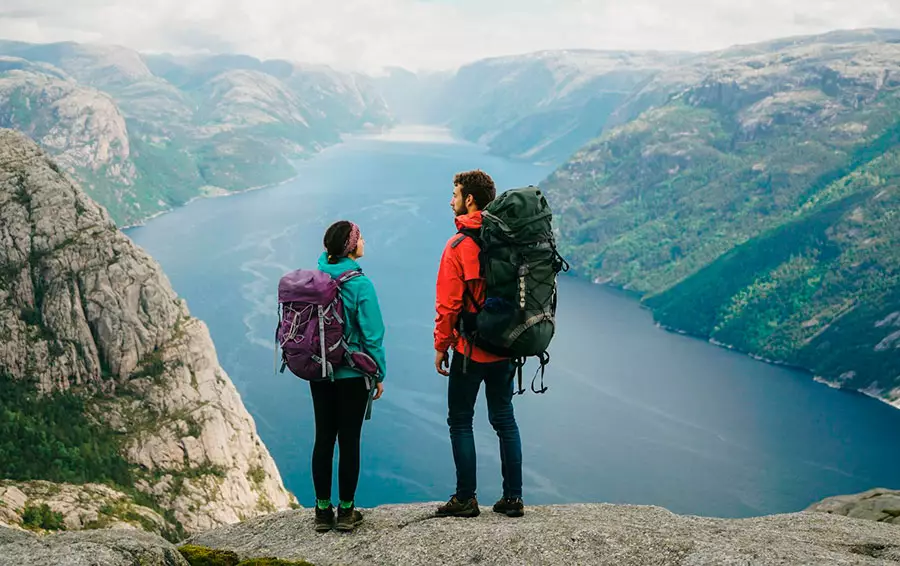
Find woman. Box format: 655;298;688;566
311;220;386;533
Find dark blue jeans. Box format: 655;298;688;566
447;352;523;500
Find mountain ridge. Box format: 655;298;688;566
0;40;393;226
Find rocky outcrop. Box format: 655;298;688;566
0;60;134;179
0;527;187;566
187;503;900;565
198;70;311;133
0;129;295;532
1;498;897;565
808;488;900;525
0;480;173;535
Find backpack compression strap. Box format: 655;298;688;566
531;351;550;394
509;352;550;396
511;358;526;395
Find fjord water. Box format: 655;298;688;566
125;127;900;517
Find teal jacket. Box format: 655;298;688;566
317;252;387;382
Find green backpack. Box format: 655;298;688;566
455;185;569;394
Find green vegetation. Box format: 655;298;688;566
194;136;296;191
179;546;241;566
178;546;315;566
131;348;168;382
21;503;65;531
238;560;316;566
128;487;188;543
0;374;197;541
0;374;132;486
545;61;900;398
646;176;900;394
247;465;266;487
83;500;159;533
128;125;204;208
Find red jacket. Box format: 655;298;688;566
434;211;506;363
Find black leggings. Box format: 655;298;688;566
310;377;369;502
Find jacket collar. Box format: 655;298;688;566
317;251;361;273
454;210;483;231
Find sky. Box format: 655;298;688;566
0;0;897;72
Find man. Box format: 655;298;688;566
433;169;525;518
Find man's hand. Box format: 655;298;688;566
373;382;384;400
435;350;450;376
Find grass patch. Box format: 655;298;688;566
178;545;315;566
131;349;167;382
247;465;266;487
83;501;159;533
21;503;65;531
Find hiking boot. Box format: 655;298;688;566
314;505;335;532
335;505;364;532
436;495;480;518
492;497;525;518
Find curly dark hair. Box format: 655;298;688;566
454;169;496;210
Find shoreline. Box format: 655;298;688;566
119;173;302;231
583;277;900;411
118;123;443;232
631;289;900;411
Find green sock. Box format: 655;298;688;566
316;499;331;510
339;500;354;509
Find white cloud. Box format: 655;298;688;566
0;0;897;72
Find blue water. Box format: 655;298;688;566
125;126;900;517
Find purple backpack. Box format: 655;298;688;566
275;268;379;381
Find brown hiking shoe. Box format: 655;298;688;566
492;497;525;518
436;495;480;518
335;505;363;532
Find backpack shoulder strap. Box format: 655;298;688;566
451;234;467;249
452;227;482;249
450;229;484;313
335;269;364;286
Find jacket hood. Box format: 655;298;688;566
454;210;483;231
317;252;361;277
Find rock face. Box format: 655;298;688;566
198;70;312;131
188;503;900;566
0;58;135;185
0;129;295;533
0;527;188;566
808;488;900;525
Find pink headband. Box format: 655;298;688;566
342;222;360;257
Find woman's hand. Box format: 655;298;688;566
373;381;384;400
